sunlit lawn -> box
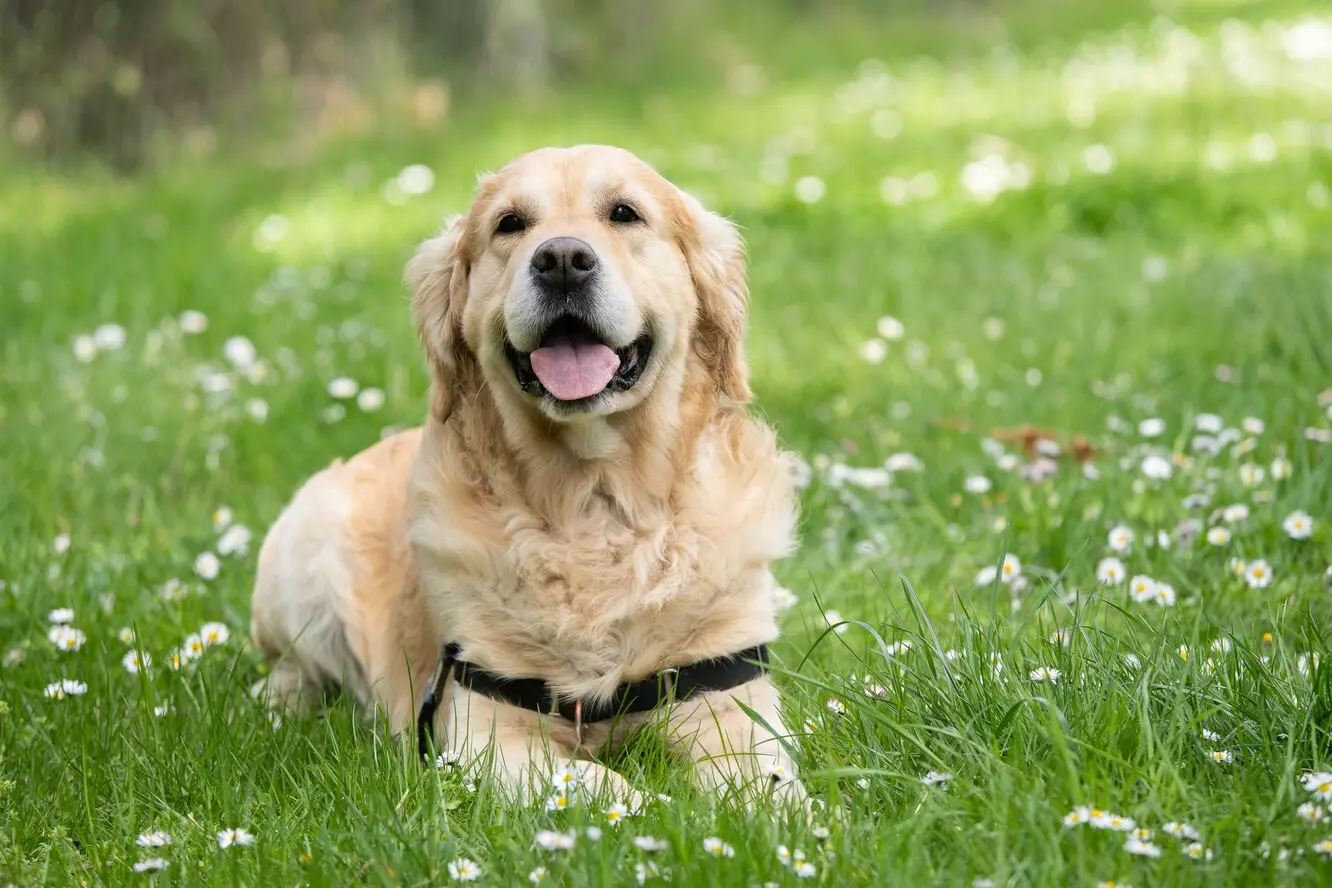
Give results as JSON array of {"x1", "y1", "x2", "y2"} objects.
[{"x1": 3, "y1": 2, "x2": 1331, "y2": 885}]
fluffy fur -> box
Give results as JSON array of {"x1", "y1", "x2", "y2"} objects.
[{"x1": 250, "y1": 145, "x2": 804, "y2": 804}]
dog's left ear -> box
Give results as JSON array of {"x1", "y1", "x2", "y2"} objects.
[
  {"x1": 678, "y1": 191, "x2": 752, "y2": 403},
  {"x1": 406, "y1": 214, "x2": 471, "y2": 424}
]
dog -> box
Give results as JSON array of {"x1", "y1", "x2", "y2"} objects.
[{"x1": 249, "y1": 145, "x2": 804, "y2": 807}]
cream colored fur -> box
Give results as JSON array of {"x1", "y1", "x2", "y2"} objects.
[{"x1": 250, "y1": 145, "x2": 804, "y2": 807}]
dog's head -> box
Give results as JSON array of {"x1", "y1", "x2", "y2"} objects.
[{"x1": 407, "y1": 145, "x2": 750, "y2": 437}]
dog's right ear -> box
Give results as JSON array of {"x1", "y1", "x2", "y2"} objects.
[{"x1": 406, "y1": 214, "x2": 470, "y2": 424}]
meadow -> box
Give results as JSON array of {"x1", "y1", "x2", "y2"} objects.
[{"x1": 2, "y1": 1, "x2": 1331, "y2": 885}]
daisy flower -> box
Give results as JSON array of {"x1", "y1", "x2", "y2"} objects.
[
  {"x1": 1244, "y1": 560, "x2": 1273, "y2": 589},
  {"x1": 217, "y1": 828, "x2": 255, "y2": 848},
  {"x1": 1029, "y1": 666, "x2": 1061, "y2": 683},
  {"x1": 118, "y1": 627, "x2": 136, "y2": 645},
  {"x1": 1271, "y1": 456, "x2": 1293, "y2": 479},
  {"x1": 545, "y1": 792, "x2": 572, "y2": 812},
  {"x1": 1096, "y1": 557, "x2": 1126, "y2": 585},
  {"x1": 1139, "y1": 418, "x2": 1165, "y2": 437},
  {"x1": 1063, "y1": 806, "x2": 1092, "y2": 827},
  {"x1": 1128, "y1": 575, "x2": 1156, "y2": 603},
  {"x1": 529, "y1": 866, "x2": 549, "y2": 883},
  {"x1": 922, "y1": 770, "x2": 953, "y2": 787},
  {"x1": 213, "y1": 506, "x2": 233, "y2": 530},
  {"x1": 1178, "y1": 645, "x2": 1190, "y2": 661},
  {"x1": 826, "y1": 697, "x2": 846, "y2": 715},
  {"x1": 1162, "y1": 822, "x2": 1200, "y2": 840},
  {"x1": 605, "y1": 802, "x2": 629, "y2": 826},
  {"x1": 1093, "y1": 812, "x2": 1136, "y2": 832},
  {"x1": 1123, "y1": 837, "x2": 1162, "y2": 858},
  {"x1": 1301, "y1": 772, "x2": 1332, "y2": 800},
  {"x1": 194, "y1": 552, "x2": 221, "y2": 581},
  {"x1": 635, "y1": 862, "x2": 665, "y2": 884},
  {"x1": 793, "y1": 860, "x2": 818, "y2": 878},
  {"x1": 1208, "y1": 749, "x2": 1233, "y2": 764},
  {"x1": 1141, "y1": 455, "x2": 1172, "y2": 480},
  {"x1": 1298, "y1": 803, "x2": 1326, "y2": 823},
  {"x1": 1195, "y1": 413, "x2": 1223, "y2": 433},
  {"x1": 137, "y1": 831, "x2": 172, "y2": 847},
  {"x1": 1221, "y1": 504, "x2": 1249, "y2": 524},
  {"x1": 634, "y1": 836, "x2": 668, "y2": 852},
  {"x1": 1096, "y1": 882, "x2": 1130, "y2": 888},
  {"x1": 48, "y1": 625, "x2": 86, "y2": 651},
  {"x1": 447, "y1": 858, "x2": 482, "y2": 881},
  {"x1": 1313, "y1": 838, "x2": 1332, "y2": 857},
  {"x1": 182, "y1": 634, "x2": 205, "y2": 660},
  {"x1": 1201, "y1": 729, "x2": 1221, "y2": 742},
  {"x1": 1154, "y1": 583, "x2": 1177, "y2": 607},
  {"x1": 965, "y1": 475, "x2": 993, "y2": 494},
  {"x1": 1242, "y1": 417, "x2": 1265, "y2": 435},
  {"x1": 1183, "y1": 842, "x2": 1212, "y2": 860},
  {"x1": 1238, "y1": 464, "x2": 1264, "y2": 487},
  {"x1": 765, "y1": 761, "x2": 797, "y2": 784},
  {"x1": 533, "y1": 829, "x2": 576, "y2": 851},
  {"x1": 133, "y1": 859, "x2": 169, "y2": 873},
  {"x1": 328, "y1": 377, "x2": 359, "y2": 399},
  {"x1": 975, "y1": 565, "x2": 999, "y2": 585},
  {"x1": 1283, "y1": 511, "x2": 1314, "y2": 540},
  {"x1": 200, "y1": 622, "x2": 230, "y2": 646},
  {"x1": 45, "y1": 679, "x2": 88, "y2": 699},
  {"x1": 822, "y1": 609, "x2": 848, "y2": 635},
  {"x1": 1001, "y1": 554, "x2": 1022, "y2": 583},
  {"x1": 217, "y1": 525, "x2": 252, "y2": 557},
  {"x1": 1108, "y1": 525, "x2": 1134, "y2": 552},
  {"x1": 1206, "y1": 526, "x2": 1231, "y2": 546},
  {"x1": 702, "y1": 837, "x2": 735, "y2": 858},
  {"x1": 48, "y1": 607, "x2": 75, "y2": 624},
  {"x1": 153, "y1": 704, "x2": 171, "y2": 717},
  {"x1": 122, "y1": 650, "x2": 151, "y2": 674},
  {"x1": 550, "y1": 765, "x2": 581, "y2": 790}
]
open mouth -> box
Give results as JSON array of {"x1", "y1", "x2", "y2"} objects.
[{"x1": 505, "y1": 317, "x2": 652, "y2": 403}]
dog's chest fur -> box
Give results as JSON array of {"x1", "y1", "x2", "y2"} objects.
[{"x1": 407, "y1": 417, "x2": 797, "y2": 701}]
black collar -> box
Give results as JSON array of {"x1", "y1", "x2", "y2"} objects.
[{"x1": 416, "y1": 643, "x2": 770, "y2": 762}]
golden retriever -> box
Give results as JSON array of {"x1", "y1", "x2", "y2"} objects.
[{"x1": 249, "y1": 145, "x2": 804, "y2": 807}]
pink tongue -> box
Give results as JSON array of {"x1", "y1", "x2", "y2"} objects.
[{"x1": 529, "y1": 336, "x2": 620, "y2": 401}]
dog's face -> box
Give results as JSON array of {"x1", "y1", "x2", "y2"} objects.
[{"x1": 408, "y1": 146, "x2": 750, "y2": 431}]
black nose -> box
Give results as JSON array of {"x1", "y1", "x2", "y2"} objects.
[{"x1": 530, "y1": 237, "x2": 598, "y2": 292}]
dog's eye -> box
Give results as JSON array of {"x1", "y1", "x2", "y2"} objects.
[
  {"x1": 496, "y1": 213, "x2": 526, "y2": 235},
  {"x1": 609, "y1": 204, "x2": 640, "y2": 224}
]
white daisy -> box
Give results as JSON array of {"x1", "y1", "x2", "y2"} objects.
[
  {"x1": 793, "y1": 860, "x2": 818, "y2": 878},
  {"x1": 1241, "y1": 417, "x2": 1265, "y2": 435},
  {"x1": 1161, "y1": 822, "x2": 1200, "y2": 840},
  {"x1": 180, "y1": 310, "x2": 209, "y2": 333},
  {"x1": 216, "y1": 828, "x2": 255, "y2": 848},
  {"x1": 133, "y1": 858, "x2": 169, "y2": 873},
  {"x1": 1138, "y1": 418, "x2": 1165, "y2": 437},
  {"x1": 1128, "y1": 575, "x2": 1156, "y2": 603},
  {"x1": 605, "y1": 803, "x2": 629, "y2": 826},
  {"x1": 1201, "y1": 729, "x2": 1221, "y2": 742},
  {"x1": 327, "y1": 377, "x2": 359, "y2": 399},
  {"x1": 1029, "y1": 666, "x2": 1061, "y2": 683},
  {"x1": 702, "y1": 837, "x2": 735, "y2": 857},
  {"x1": 48, "y1": 607, "x2": 75, "y2": 624},
  {"x1": 447, "y1": 858, "x2": 482, "y2": 881},
  {"x1": 1208, "y1": 749, "x2": 1233, "y2": 764},
  {"x1": 1283, "y1": 511, "x2": 1314, "y2": 540},
  {"x1": 1206, "y1": 526, "x2": 1231, "y2": 546},
  {"x1": 1123, "y1": 837, "x2": 1162, "y2": 858},
  {"x1": 44, "y1": 679, "x2": 88, "y2": 699},
  {"x1": 223, "y1": 336, "x2": 257, "y2": 370},
  {"x1": 822, "y1": 609, "x2": 848, "y2": 635},
  {"x1": 194, "y1": 552, "x2": 220, "y2": 580},
  {"x1": 1298, "y1": 803, "x2": 1326, "y2": 823},
  {"x1": 634, "y1": 836, "x2": 668, "y2": 852},
  {"x1": 1301, "y1": 772, "x2": 1332, "y2": 800},
  {"x1": 921, "y1": 770, "x2": 953, "y2": 787},
  {"x1": 357, "y1": 387, "x2": 386, "y2": 412},
  {"x1": 1000, "y1": 554, "x2": 1022, "y2": 583},
  {"x1": 1092, "y1": 812, "x2": 1136, "y2": 832},
  {"x1": 877, "y1": 316, "x2": 905, "y2": 341},
  {"x1": 1108, "y1": 525, "x2": 1134, "y2": 552},
  {"x1": 137, "y1": 831, "x2": 173, "y2": 847},
  {"x1": 200, "y1": 622, "x2": 230, "y2": 647},
  {"x1": 1221, "y1": 504, "x2": 1250, "y2": 523},
  {"x1": 975, "y1": 565, "x2": 999, "y2": 585},
  {"x1": 529, "y1": 866, "x2": 549, "y2": 883},
  {"x1": 48, "y1": 625, "x2": 86, "y2": 651},
  {"x1": 1195, "y1": 413, "x2": 1224, "y2": 433},
  {"x1": 545, "y1": 792, "x2": 572, "y2": 812},
  {"x1": 122, "y1": 650, "x2": 151, "y2": 675},
  {"x1": 965, "y1": 475, "x2": 993, "y2": 494},
  {"x1": 1096, "y1": 557, "x2": 1126, "y2": 585},
  {"x1": 1154, "y1": 583, "x2": 1177, "y2": 607},
  {"x1": 217, "y1": 524, "x2": 252, "y2": 557},
  {"x1": 533, "y1": 829, "x2": 576, "y2": 851},
  {"x1": 826, "y1": 697, "x2": 847, "y2": 715},
  {"x1": 1183, "y1": 842, "x2": 1212, "y2": 860},
  {"x1": 153, "y1": 704, "x2": 171, "y2": 717},
  {"x1": 1141, "y1": 455, "x2": 1172, "y2": 480},
  {"x1": 1244, "y1": 560, "x2": 1273, "y2": 589},
  {"x1": 1238, "y1": 463, "x2": 1265, "y2": 487},
  {"x1": 765, "y1": 761, "x2": 797, "y2": 784}
]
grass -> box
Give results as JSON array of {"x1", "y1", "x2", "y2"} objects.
[{"x1": 3, "y1": 1, "x2": 1332, "y2": 885}]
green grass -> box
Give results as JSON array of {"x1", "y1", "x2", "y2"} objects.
[{"x1": 3, "y1": 2, "x2": 1332, "y2": 885}]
